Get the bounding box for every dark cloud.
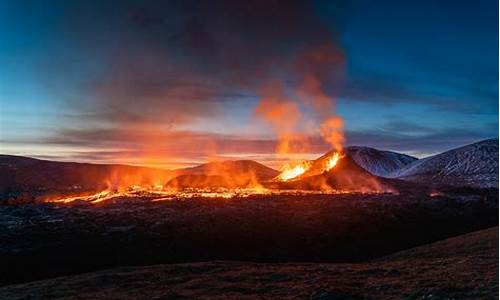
[4,121,496,167]
[14,0,494,166]
[47,0,345,128]
[340,71,498,115]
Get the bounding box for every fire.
[40,151,394,205]
[274,151,343,182]
[44,186,272,204]
[254,47,345,181]
[325,152,343,171]
[45,185,386,205]
[48,190,118,204]
[275,161,311,181]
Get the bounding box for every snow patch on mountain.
[387,139,498,188]
[345,146,417,177]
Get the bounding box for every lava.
[48,190,119,204]
[275,161,312,181]
[44,186,382,204]
[41,151,393,205]
[275,151,344,182]
[325,152,343,171]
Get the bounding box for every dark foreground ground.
[0,227,497,299]
[0,188,497,287]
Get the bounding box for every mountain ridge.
[345,146,417,177]
[387,139,498,188]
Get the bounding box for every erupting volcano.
[0,141,398,205]
[1,0,496,297]
[275,161,311,181]
[274,152,344,182]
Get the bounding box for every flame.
[48,190,118,204]
[253,46,345,177]
[40,151,396,205]
[325,152,343,171]
[44,185,394,204]
[275,161,311,181]
[44,186,273,204]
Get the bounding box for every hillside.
[388,139,499,188]
[170,160,279,188]
[345,146,417,177]
[1,227,496,299]
[0,155,174,195]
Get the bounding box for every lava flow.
[276,161,312,181]
[325,152,343,171]
[275,151,344,182]
[43,186,359,204]
[42,151,393,205]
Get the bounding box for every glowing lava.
[48,190,118,204]
[275,152,343,182]
[275,161,312,181]
[325,152,343,171]
[41,151,394,205]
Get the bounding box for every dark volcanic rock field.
[1,227,497,299]
[0,188,497,286]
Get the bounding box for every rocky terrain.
[176,160,279,180]
[0,187,497,287]
[2,139,498,201]
[268,155,394,192]
[0,157,279,201]
[345,146,417,177]
[0,155,173,199]
[0,139,498,298]
[0,227,496,299]
[388,139,499,188]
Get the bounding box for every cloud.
[4,119,496,168]
[42,0,345,128]
[345,123,498,156]
[340,72,493,114]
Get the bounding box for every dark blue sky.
[0,0,498,168]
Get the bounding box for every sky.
[0,0,498,169]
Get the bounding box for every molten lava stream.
[275,151,343,182]
[276,162,311,181]
[47,190,122,204]
[325,152,343,171]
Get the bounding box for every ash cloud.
[37,0,349,164]
[56,0,344,126]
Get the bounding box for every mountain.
[0,156,280,195]
[168,160,279,188]
[176,160,279,180]
[387,139,499,188]
[267,155,394,193]
[345,146,417,177]
[0,155,174,196]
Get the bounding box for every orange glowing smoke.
[254,81,307,155]
[297,44,345,153]
[320,117,344,152]
[254,44,345,173]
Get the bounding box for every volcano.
[266,153,393,193]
